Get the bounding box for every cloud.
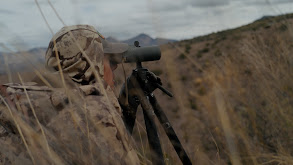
[190,0,230,7]
[0,9,16,14]
[1,0,293,52]
[147,0,231,13]
[242,0,293,5]
[22,0,58,6]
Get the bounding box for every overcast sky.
[1,0,293,52]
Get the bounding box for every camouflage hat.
[45,25,129,84]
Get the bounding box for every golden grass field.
[1,14,293,165]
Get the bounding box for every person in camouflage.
[0,25,140,165]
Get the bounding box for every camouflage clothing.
[0,80,139,165]
[0,25,139,164]
[46,25,105,84]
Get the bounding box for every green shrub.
[244,69,252,75]
[181,76,187,81]
[185,44,191,54]
[264,24,271,29]
[198,86,206,96]
[197,52,203,58]
[202,48,209,53]
[178,53,186,60]
[214,49,222,57]
[196,47,210,58]
[232,35,242,41]
[189,99,197,110]
[279,24,288,32]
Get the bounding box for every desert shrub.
[189,99,197,110]
[196,52,203,58]
[185,44,191,54]
[244,69,252,75]
[264,24,271,29]
[198,86,206,96]
[232,35,242,41]
[178,53,186,60]
[214,49,222,57]
[279,24,288,32]
[196,47,210,58]
[181,75,187,81]
[202,48,209,53]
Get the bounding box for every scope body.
[109,44,161,64]
[123,46,161,63]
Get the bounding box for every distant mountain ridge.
[0,48,46,74]
[106,33,177,46]
[0,33,176,74]
[105,37,120,43]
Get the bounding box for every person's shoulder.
[79,83,122,114]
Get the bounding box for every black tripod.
[122,60,192,165]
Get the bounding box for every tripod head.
[130,41,173,97]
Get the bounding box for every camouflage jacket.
[0,81,139,165]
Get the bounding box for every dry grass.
[113,14,293,165]
[1,5,293,165]
[153,15,293,165]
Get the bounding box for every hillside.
[1,13,293,164]
[113,13,293,164]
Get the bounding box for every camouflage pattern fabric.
[45,25,104,84]
[0,25,140,164]
[0,81,140,165]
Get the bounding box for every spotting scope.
[109,41,161,63]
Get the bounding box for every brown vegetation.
[114,14,293,164]
[1,14,293,164]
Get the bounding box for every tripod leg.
[139,94,165,165]
[149,94,192,165]
[121,103,138,134]
[123,73,164,164]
